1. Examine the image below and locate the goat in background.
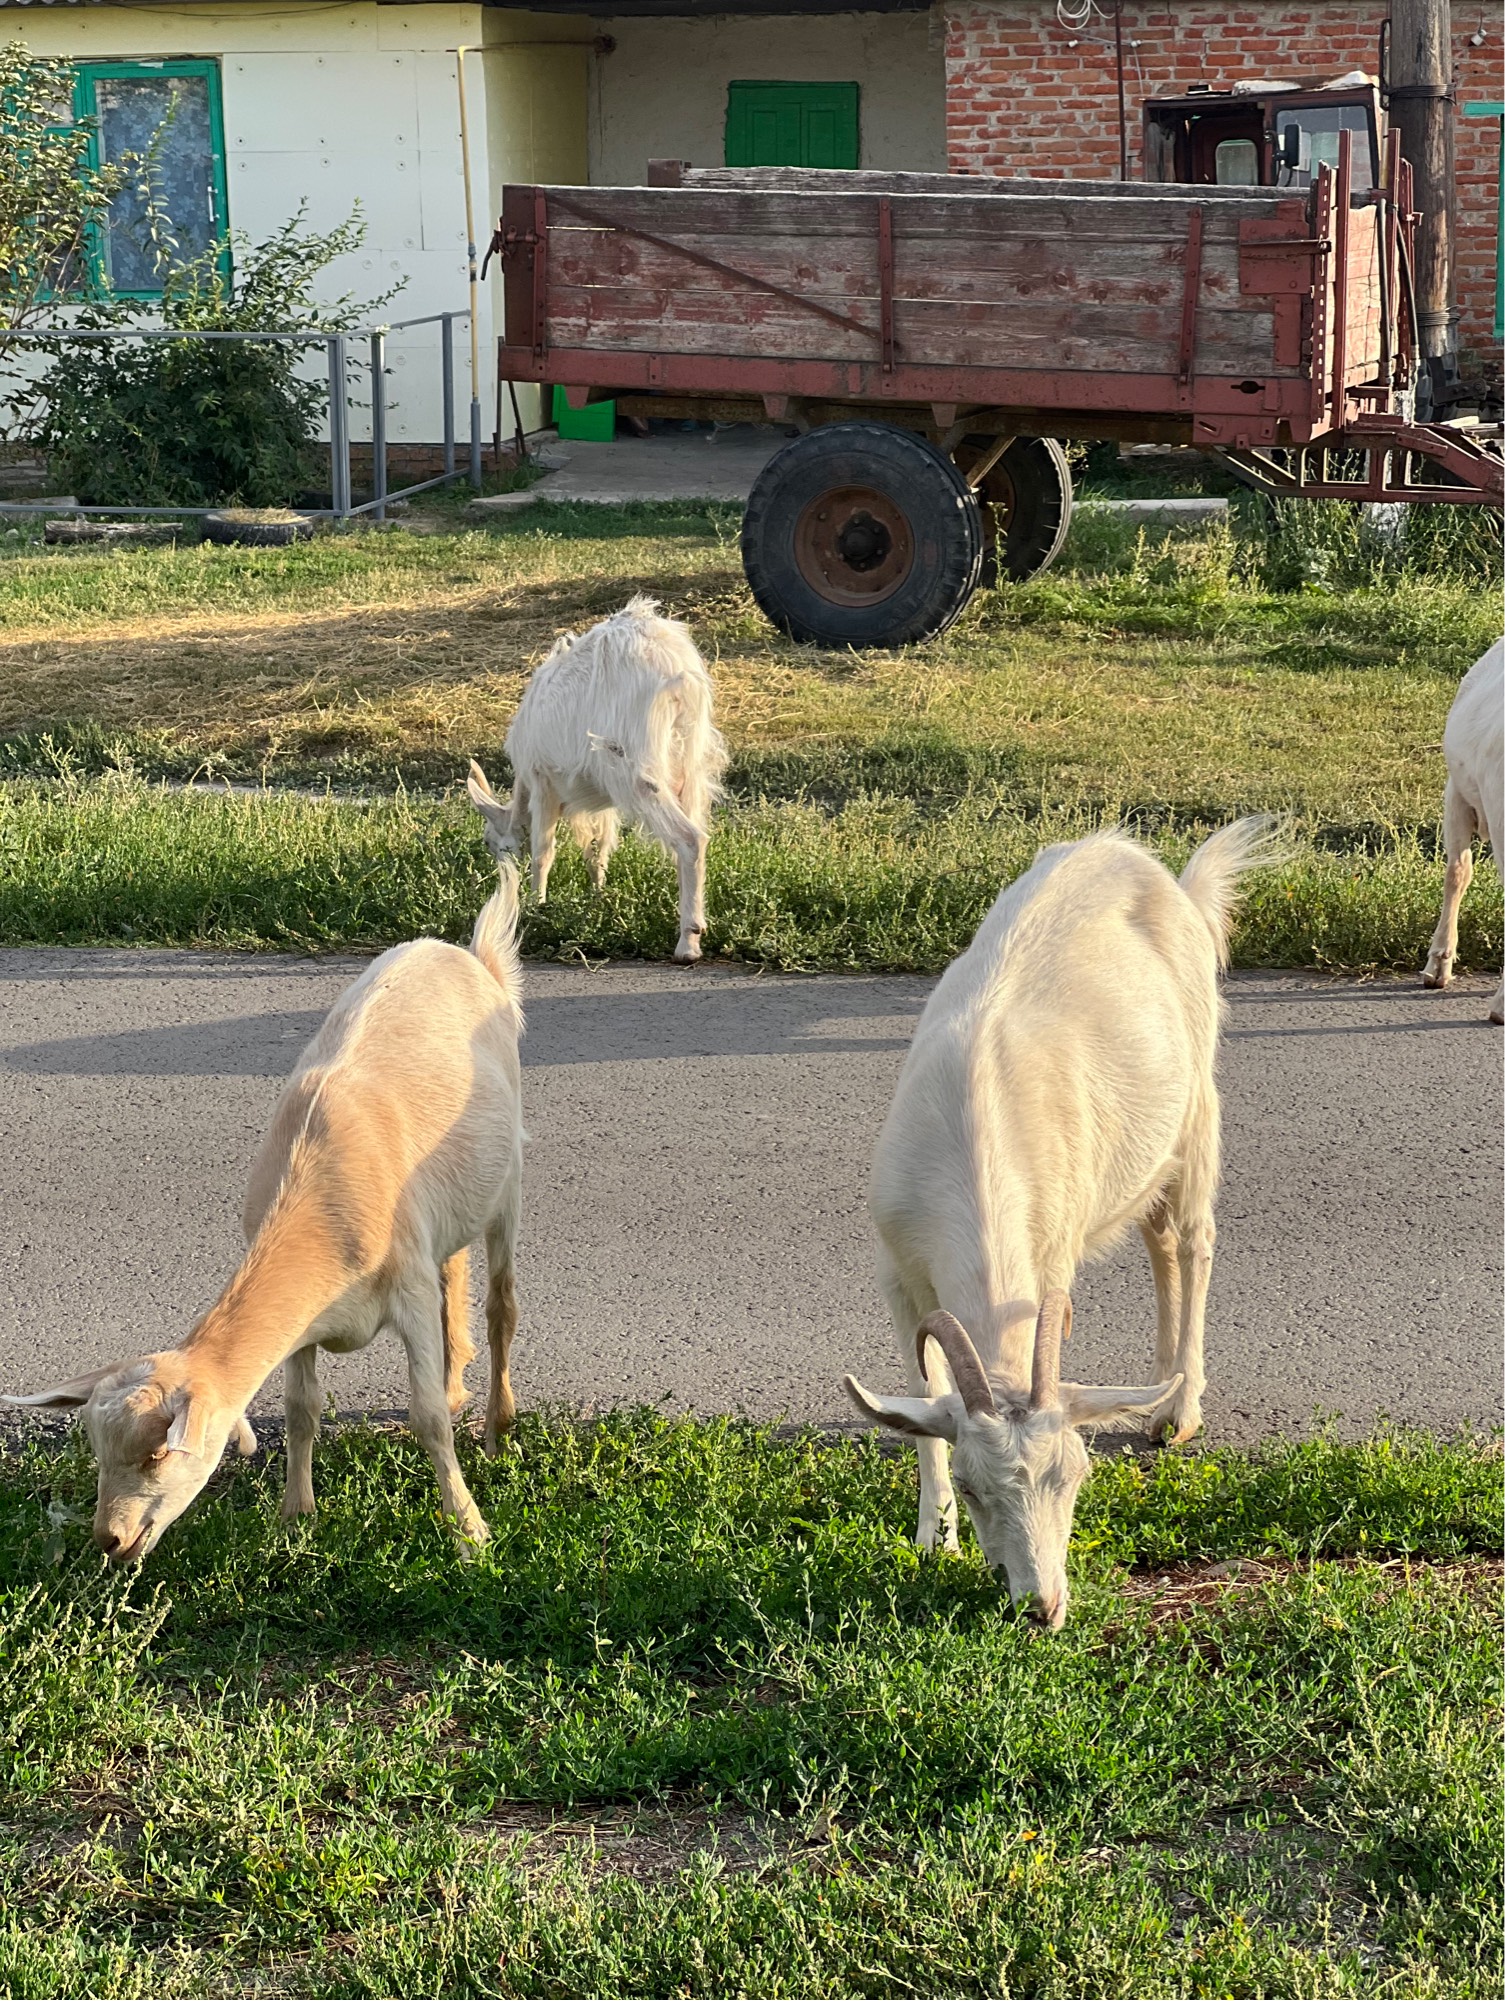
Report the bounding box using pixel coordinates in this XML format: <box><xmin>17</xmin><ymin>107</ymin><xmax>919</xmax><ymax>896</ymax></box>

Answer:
<box><xmin>469</xmin><ymin>596</ymin><xmax>728</xmax><ymax>963</ymax></box>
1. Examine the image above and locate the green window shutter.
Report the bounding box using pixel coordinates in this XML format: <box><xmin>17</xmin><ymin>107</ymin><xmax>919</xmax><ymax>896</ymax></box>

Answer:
<box><xmin>725</xmin><ymin>83</ymin><xmax>859</xmax><ymax>170</ymax></box>
<box><xmin>1463</xmin><ymin>103</ymin><xmax>1504</xmax><ymax>343</ymax></box>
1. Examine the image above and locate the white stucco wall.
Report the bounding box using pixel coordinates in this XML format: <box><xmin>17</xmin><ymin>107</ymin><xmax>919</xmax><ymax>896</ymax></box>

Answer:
<box><xmin>589</xmin><ymin>12</ymin><xmax>949</xmax><ymax>183</ymax></box>
<box><xmin>6</xmin><ymin>3</ymin><xmax>948</xmax><ymax>447</ymax></box>
<box><xmin>3</xmin><ymin>3</ymin><xmax>581</xmax><ymax>442</ymax></box>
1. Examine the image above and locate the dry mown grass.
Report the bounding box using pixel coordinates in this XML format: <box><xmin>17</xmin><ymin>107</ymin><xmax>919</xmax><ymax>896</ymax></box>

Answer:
<box><xmin>0</xmin><ymin>513</ymin><xmax>1477</xmax><ymax>826</ymax></box>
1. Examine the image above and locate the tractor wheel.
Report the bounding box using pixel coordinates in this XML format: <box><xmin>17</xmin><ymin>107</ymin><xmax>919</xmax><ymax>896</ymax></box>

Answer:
<box><xmin>741</xmin><ymin>423</ymin><xmax>984</xmax><ymax>648</ymax></box>
<box><xmin>954</xmin><ymin>435</ymin><xmax>1073</xmax><ymax>585</ymax></box>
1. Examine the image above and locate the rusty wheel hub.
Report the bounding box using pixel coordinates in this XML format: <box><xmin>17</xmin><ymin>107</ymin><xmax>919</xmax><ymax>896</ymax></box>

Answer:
<box><xmin>793</xmin><ymin>485</ymin><xmax>914</xmax><ymax>605</ymax></box>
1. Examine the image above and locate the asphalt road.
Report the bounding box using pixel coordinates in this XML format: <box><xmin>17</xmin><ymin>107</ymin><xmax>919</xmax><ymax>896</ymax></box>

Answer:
<box><xmin>1</xmin><ymin>951</ymin><xmax>1499</xmax><ymax>1444</ymax></box>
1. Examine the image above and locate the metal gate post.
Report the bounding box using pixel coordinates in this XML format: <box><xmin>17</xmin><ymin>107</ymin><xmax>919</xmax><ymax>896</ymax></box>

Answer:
<box><xmin>327</xmin><ymin>335</ymin><xmax>352</xmax><ymax>520</ymax></box>
<box><xmin>441</xmin><ymin>313</ymin><xmax>456</xmax><ymax>478</ymax></box>
<box><xmin>370</xmin><ymin>329</ymin><xmax>388</xmax><ymax>523</ymax></box>
<box><xmin>469</xmin><ymin>385</ymin><xmax>483</xmax><ymax>491</ymax></box>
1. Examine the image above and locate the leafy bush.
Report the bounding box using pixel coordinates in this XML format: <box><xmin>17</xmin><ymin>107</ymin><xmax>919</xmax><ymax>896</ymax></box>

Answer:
<box><xmin>31</xmin><ymin>206</ymin><xmax>395</xmax><ymax>507</ymax></box>
<box><xmin>1255</xmin><ymin>494</ymin><xmax>1503</xmax><ymax>591</ymax></box>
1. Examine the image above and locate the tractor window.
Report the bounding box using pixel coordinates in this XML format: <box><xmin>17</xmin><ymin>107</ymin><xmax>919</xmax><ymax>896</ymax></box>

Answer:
<box><xmin>1274</xmin><ymin>104</ymin><xmax>1374</xmax><ymax>191</ymax></box>
<box><xmin>1214</xmin><ymin>139</ymin><xmax>1259</xmax><ymax>185</ymax></box>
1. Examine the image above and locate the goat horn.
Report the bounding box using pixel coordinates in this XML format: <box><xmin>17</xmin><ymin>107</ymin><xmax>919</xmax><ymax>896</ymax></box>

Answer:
<box><xmin>1029</xmin><ymin>1291</ymin><xmax>1073</xmax><ymax>1411</ymax></box>
<box><xmin>915</xmin><ymin>1311</ymin><xmax>995</xmax><ymax>1418</ymax></box>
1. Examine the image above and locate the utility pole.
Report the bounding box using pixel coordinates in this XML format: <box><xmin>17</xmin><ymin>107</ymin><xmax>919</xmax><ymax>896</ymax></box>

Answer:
<box><xmin>1387</xmin><ymin>0</ymin><xmax>1457</xmax><ymax>402</ymax></box>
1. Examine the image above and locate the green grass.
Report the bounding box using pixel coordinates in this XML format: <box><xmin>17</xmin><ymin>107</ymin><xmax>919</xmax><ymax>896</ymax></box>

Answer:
<box><xmin>1</xmin><ymin>1416</ymin><xmax>1498</xmax><ymax>1998</ymax></box>
<box><xmin>0</xmin><ymin>776</ymin><xmax>1497</xmax><ymax>973</ymax></box>
<box><xmin>0</xmin><ymin>497</ymin><xmax>1499</xmax><ymax>967</ymax></box>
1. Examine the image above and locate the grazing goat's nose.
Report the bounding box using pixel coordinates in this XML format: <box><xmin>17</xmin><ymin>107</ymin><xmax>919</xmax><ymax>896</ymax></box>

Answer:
<box><xmin>96</xmin><ymin>1530</ymin><xmax>120</xmax><ymax>1555</ymax></box>
<box><xmin>1025</xmin><ymin>1591</ymin><xmax>1065</xmax><ymax>1630</ymax></box>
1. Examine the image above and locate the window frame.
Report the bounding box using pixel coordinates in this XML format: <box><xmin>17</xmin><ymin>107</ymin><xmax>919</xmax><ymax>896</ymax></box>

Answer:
<box><xmin>72</xmin><ymin>56</ymin><xmax>231</xmax><ymax>299</ymax></box>
<box><xmin>1463</xmin><ymin>102</ymin><xmax>1504</xmax><ymax>345</ymax></box>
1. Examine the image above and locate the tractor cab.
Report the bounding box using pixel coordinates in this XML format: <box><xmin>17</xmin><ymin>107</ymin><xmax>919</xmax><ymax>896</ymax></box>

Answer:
<box><xmin>1143</xmin><ymin>78</ymin><xmax>1382</xmax><ymax>193</ymax></box>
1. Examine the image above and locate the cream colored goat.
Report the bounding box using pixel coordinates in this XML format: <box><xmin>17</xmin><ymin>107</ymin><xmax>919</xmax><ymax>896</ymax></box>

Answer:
<box><xmin>468</xmin><ymin>595</ymin><xmax>727</xmax><ymax>962</ymax></box>
<box><xmin>845</xmin><ymin>819</ymin><xmax>1277</xmax><ymax>1629</ymax></box>
<box><xmin>4</xmin><ymin>870</ymin><xmax>527</xmax><ymax>1562</ymax></box>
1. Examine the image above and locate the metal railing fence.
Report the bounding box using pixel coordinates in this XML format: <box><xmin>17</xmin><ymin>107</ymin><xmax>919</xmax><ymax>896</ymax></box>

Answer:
<box><xmin>0</xmin><ymin>311</ymin><xmax>482</xmax><ymax>523</ymax></box>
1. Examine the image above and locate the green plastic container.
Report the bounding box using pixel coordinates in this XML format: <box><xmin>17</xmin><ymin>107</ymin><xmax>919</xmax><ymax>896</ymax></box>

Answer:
<box><xmin>552</xmin><ymin>385</ymin><xmax>616</xmax><ymax>441</ymax></box>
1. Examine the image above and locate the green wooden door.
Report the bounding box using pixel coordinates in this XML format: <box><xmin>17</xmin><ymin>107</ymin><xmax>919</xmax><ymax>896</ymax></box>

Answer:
<box><xmin>725</xmin><ymin>82</ymin><xmax>859</xmax><ymax>170</ymax></box>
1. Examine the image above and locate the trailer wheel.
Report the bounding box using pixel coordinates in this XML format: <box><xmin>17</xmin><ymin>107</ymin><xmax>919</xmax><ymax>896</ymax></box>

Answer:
<box><xmin>955</xmin><ymin>435</ymin><xmax>1074</xmax><ymax>584</ymax></box>
<box><xmin>742</xmin><ymin>423</ymin><xmax>984</xmax><ymax>648</ymax></box>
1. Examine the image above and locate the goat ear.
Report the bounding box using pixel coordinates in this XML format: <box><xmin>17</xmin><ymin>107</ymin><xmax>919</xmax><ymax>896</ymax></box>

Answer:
<box><xmin>2</xmin><ymin>1360</ymin><xmax>135</xmax><ymax>1410</ymax></box>
<box><xmin>843</xmin><ymin>1375</ymin><xmax>963</xmax><ymax>1443</ymax></box>
<box><xmin>1062</xmin><ymin>1375</ymin><xmax>1183</xmax><ymax>1428</ymax></box>
<box><xmin>234</xmin><ymin>1416</ymin><xmax>258</xmax><ymax>1457</ymax></box>
<box><xmin>467</xmin><ymin>760</ymin><xmax>504</xmax><ymax>815</ymax></box>
<box><xmin>164</xmin><ymin>1390</ymin><xmax>211</xmax><ymax>1457</ymax></box>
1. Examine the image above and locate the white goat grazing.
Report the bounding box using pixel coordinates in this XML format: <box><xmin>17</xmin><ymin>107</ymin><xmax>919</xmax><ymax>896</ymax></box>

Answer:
<box><xmin>1423</xmin><ymin>639</ymin><xmax>1503</xmax><ymax>1025</ymax></box>
<box><xmin>844</xmin><ymin>818</ymin><xmax>1276</xmax><ymax>1629</ymax></box>
<box><xmin>468</xmin><ymin>595</ymin><xmax>727</xmax><ymax>963</ymax></box>
<box><xmin>4</xmin><ymin>869</ymin><xmax>526</xmax><ymax>1563</ymax></box>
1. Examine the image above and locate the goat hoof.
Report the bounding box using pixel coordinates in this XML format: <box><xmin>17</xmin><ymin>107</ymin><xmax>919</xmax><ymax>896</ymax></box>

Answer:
<box><xmin>1158</xmin><ymin>1420</ymin><xmax>1203</xmax><ymax>1450</ymax></box>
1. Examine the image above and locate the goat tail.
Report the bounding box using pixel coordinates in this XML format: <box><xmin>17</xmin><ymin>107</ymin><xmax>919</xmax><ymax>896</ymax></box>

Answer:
<box><xmin>1178</xmin><ymin>814</ymin><xmax>1288</xmax><ymax>967</ymax></box>
<box><xmin>667</xmin><ymin>667</ymin><xmax>729</xmax><ymax>830</ymax></box>
<box><xmin>470</xmin><ymin>862</ymin><xmax>525</xmax><ymax>1025</ymax></box>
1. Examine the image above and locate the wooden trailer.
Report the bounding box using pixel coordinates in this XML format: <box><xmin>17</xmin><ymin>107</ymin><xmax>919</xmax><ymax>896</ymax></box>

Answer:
<box><xmin>493</xmin><ymin>134</ymin><xmax>1502</xmax><ymax>647</ymax></box>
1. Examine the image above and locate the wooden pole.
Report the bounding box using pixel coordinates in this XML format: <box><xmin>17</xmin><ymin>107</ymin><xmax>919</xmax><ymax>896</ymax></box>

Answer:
<box><xmin>1387</xmin><ymin>0</ymin><xmax>1457</xmax><ymax>376</ymax></box>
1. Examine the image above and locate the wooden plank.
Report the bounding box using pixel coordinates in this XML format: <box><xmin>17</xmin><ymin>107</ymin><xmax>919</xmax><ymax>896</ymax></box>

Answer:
<box><xmin>538</xmin><ymin>185</ymin><xmax>1289</xmax><ymax>245</ymax></box>
<box><xmin>1343</xmin><ymin>206</ymin><xmax>1384</xmax><ymax>378</ymax></box>
<box><xmin>667</xmin><ymin>164</ymin><xmax>1279</xmax><ymax>203</ymax></box>
<box><xmin>544</xmin><ymin>227</ymin><xmax>1249</xmax><ymax>311</ymax></box>
<box><xmin>544</xmin><ymin>271</ymin><xmax>1279</xmax><ymax>346</ymax></box>
<box><xmin>544</xmin><ymin>288</ymin><xmax>1281</xmax><ymax>376</ymax></box>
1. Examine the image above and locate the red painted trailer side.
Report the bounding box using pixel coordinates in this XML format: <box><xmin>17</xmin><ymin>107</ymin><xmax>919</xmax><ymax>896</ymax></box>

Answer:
<box><xmin>490</xmin><ymin>137</ymin><xmax>1501</xmax><ymax>646</ymax></box>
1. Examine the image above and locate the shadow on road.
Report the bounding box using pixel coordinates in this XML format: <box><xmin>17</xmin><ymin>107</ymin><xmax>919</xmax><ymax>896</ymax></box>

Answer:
<box><xmin>0</xmin><ymin>974</ymin><xmax>931</xmax><ymax>1076</ymax></box>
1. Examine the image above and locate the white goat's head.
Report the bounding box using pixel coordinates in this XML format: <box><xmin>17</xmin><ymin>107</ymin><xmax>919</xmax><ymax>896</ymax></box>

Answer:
<box><xmin>845</xmin><ymin>1297</ymin><xmax>1179</xmax><ymax>1629</ymax></box>
<box><xmin>4</xmin><ymin>1352</ymin><xmax>256</xmax><ymax>1563</ymax></box>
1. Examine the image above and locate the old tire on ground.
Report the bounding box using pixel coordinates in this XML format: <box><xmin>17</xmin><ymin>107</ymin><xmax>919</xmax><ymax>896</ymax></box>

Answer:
<box><xmin>956</xmin><ymin>435</ymin><xmax>1073</xmax><ymax>586</ymax></box>
<box><xmin>203</xmin><ymin>510</ymin><xmax>314</xmax><ymax>547</ymax></box>
<box><xmin>741</xmin><ymin>423</ymin><xmax>984</xmax><ymax>648</ymax></box>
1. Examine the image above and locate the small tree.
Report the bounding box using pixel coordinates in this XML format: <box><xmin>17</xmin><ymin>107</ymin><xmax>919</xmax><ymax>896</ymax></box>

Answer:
<box><xmin>0</xmin><ymin>40</ymin><xmax>124</xmax><ymax>432</ymax></box>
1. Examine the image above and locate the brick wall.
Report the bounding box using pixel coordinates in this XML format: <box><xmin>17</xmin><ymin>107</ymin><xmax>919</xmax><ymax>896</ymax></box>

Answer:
<box><xmin>942</xmin><ymin>3</ymin><xmax>1502</xmax><ymax>366</ymax></box>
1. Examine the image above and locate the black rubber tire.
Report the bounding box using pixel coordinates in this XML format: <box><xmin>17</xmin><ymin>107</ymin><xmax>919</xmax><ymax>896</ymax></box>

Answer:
<box><xmin>203</xmin><ymin>511</ymin><xmax>313</xmax><ymax>547</ymax></box>
<box><xmin>741</xmin><ymin>423</ymin><xmax>984</xmax><ymax>648</ymax></box>
<box><xmin>962</xmin><ymin>435</ymin><xmax>1073</xmax><ymax>586</ymax></box>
